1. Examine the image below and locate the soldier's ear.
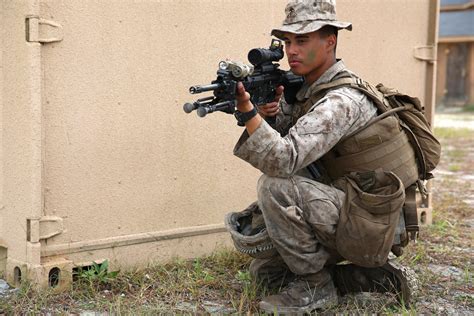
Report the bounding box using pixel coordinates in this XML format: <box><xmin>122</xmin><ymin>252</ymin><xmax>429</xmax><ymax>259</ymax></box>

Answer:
<box><xmin>326</xmin><ymin>35</ymin><xmax>337</xmax><ymax>51</ymax></box>
<box><xmin>328</xmin><ymin>35</ymin><xmax>336</xmax><ymax>46</ymax></box>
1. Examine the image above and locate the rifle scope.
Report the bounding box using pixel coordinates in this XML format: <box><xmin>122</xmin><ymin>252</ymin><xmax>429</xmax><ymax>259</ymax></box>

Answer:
<box><xmin>248</xmin><ymin>47</ymin><xmax>284</xmax><ymax>66</ymax></box>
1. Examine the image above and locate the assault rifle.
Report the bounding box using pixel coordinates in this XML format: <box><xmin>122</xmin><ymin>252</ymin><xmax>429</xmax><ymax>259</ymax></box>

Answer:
<box><xmin>183</xmin><ymin>39</ymin><xmax>303</xmax><ymax>124</ymax></box>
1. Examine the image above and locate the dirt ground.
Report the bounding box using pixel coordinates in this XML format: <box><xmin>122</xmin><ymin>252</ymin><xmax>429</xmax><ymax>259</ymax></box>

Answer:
<box><xmin>408</xmin><ymin>112</ymin><xmax>473</xmax><ymax>315</ymax></box>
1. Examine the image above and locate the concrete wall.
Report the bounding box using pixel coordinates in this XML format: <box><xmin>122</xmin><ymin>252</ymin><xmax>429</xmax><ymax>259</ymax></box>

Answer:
<box><xmin>0</xmin><ymin>0</ymin><xmax>438</xmax><ymax>288</ymax></box>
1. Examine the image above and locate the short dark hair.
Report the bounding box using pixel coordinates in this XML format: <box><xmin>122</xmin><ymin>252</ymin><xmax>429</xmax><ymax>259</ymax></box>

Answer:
<box><xmin>318</xmin><ymin>25</ymin><xmax>338</xmax><ymax>39</ymax></box>
<box><xmin>318</xmin><ymin>25</ymin><xmax>338</xmax><ymax>53</ymax></box>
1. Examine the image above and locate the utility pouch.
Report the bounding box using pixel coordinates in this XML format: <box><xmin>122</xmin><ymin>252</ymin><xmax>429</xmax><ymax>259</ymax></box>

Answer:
<box><xmin>335</xmin><ymin>169</ymin><xmax>405</xmax><ymax>267</ymax></box>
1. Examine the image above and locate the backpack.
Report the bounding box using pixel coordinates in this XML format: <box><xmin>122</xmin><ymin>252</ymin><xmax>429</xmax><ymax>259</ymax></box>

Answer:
<box><xmin>309</xmin><ymin>76</ymin><xmax>441</xmax><ymax>250</ymax></box>
<box><xmin>311</xmin><ymin>76</ymin><xmax>441</xmax><ymax>183</ymax></box>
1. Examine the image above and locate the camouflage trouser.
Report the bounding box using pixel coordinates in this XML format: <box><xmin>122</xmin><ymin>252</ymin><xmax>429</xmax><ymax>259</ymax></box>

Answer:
<box><xmin>256</xmin><ymin>174</ymin><xmax>345</xmax><ymax>276</ymax></box>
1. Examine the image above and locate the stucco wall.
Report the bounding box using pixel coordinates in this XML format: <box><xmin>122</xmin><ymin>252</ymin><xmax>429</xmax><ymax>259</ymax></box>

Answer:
<box><xmin>41</xmin><ymin>0</ymin><xmax>435</xmax><ymax>243</ymax></box>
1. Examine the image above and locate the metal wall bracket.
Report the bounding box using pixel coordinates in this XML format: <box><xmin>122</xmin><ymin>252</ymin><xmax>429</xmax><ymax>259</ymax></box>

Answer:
<box><xmin>26</xmin><ymin>16</ymin><xmax>63</xmax><ymax>44</ymax></box>
<box><xmin>39</xmin><ymin>216</ymin><xmax>64</xmax><ymax>240</ymax></box>
<box><xmin>413</xmin><ymin>45</ymin><xmax>437</xmax><ymax>63</ymax></box>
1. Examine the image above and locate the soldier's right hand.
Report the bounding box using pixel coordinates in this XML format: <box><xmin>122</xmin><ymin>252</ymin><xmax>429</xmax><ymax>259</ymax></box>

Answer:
<box><xmin>258</xmin><ymin>86</ymin><xmax>284</xmax><ymax>118</ymax></box>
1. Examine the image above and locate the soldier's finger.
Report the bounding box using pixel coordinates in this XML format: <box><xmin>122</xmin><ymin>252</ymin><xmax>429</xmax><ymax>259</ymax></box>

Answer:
<box><xmin>236</xmin><ymin>82</ymin><xmax>245</xmax><ymax>95</ymax></box>
<box><xmin>274</xmin><ymin>85</ymin><xmax>284</xmax><ymax>101</ymax></box>
<box><xmin>260</xmin><ymin>102</ymin><xmax>278</xmax><ymax>110</ymax></box>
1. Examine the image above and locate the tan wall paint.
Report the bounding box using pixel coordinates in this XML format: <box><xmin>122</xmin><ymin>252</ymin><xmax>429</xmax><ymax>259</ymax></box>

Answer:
<box><xmin>1</xmin><ymin>0</ymin><xmax>438</xmax><ymax>286</ymax></box>
<box><xmin>0</xmin><ymin>0</ymin><xmax>5</xmax><ymax>274</ymax></box>
<box><xmin>39</xmin><ymin>0</ymin><xmax>282</xmax><ymax>245</ymax></box>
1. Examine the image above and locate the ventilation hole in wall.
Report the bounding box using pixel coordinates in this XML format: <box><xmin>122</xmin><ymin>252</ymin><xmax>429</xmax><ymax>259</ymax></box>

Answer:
<box><xmin>420</xmin><ymin>211</ymin><xmax>427</xmax><ymax>224</ymax></box>
<box><xmin>49</xmin><ymin>267</ymin><xmax>61</xmax><ymax>287</ymax></box>
<box><xmin>13</xmin><ymin>266</ymin><xmax>21</xmax><ymax>284</ymax></box>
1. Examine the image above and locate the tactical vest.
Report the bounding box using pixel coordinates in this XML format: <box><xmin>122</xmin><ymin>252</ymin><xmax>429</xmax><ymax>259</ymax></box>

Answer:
<box><xmin>294</xmin><ymin>73</ymin><xmax>419</xmax><ymax>189</ymax></box>
<box><xmin>292</xmin><ymin>72</ymin><xmax>426</xmax><ymax>247</ymax></box>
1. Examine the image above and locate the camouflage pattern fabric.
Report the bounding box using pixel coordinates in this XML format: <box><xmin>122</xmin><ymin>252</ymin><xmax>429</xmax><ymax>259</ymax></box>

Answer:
<box><xmin>271</xmin><ymin>0</ymin><xmax>352</xmax><ymax>39</ymax></box>
<box><xmin>233</xmin><ymin>60</ymin><xmax>378</xmax><ymax>276</ymax></box>
<box><xmin>285</xmin><ymin>0</ymin><xmax>337</xmax><ymax>23</ymax></box>
<box><xmin>234</xmin><ymin>60</ymin><xmax>377</xmax><ymax>177</ymax></box>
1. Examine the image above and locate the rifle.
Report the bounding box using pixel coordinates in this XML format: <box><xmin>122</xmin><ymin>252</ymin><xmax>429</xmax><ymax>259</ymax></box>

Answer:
<box><xmin>183</xmin><ymin>39</ymin><xmax>303</xmax><ymax>125</ymax></box>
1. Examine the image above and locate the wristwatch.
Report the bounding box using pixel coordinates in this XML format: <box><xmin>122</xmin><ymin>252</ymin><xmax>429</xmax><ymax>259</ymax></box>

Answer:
<box><xmin>234</xmin><ymin>107</ymin><xmax>258</xmax><ymax>125</ymax></box>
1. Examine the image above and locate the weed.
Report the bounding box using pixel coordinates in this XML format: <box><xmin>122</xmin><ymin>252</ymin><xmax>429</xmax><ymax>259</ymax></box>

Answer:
<box><xmin>75</xmin><ymin>260</ymin><xmax>119</xmax><ymax>284</ymax></box>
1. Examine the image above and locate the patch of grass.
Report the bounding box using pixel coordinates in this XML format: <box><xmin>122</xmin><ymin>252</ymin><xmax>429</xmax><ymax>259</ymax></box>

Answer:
<box><xmin>448</xmin><ymin>164</ymin><xmax>461</xmax><ymax>172</ymax></box>
<box><xmin>0</xmin><ymin>249</ymin><xmax>258</xmax><ymax>314</ymax></box>
<box><xmin>447</xmin><ymin>149</ymin><xmax>467</xmax><ymax>160</ymax></box>
<box><xmin>434</xmin><ymin>127</ymin><xmax>473</xmax><ymax>139</ymax></box>
<box><xmin>463</xmin><ymin>104</ymin><xmax>474</xmax><ymax>112</ymax></box>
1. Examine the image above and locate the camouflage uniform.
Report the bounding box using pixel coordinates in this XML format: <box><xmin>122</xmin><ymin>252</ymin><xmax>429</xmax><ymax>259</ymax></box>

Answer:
<box><xmin>234</xmin><ymin>60</ymin><xmax>377</xmax><ymax>276</ymax></box>
<box><xmin>230</xmin><ymin>0</ymin><xmax>418</xmax><ymax>313</ymax></box>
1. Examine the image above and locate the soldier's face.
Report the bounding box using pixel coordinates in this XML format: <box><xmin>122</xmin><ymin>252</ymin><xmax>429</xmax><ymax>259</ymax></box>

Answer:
<box><xmin>282</xmin><ymin>31</ymin><xmax>334</xmax><ymax>82</ymax></box>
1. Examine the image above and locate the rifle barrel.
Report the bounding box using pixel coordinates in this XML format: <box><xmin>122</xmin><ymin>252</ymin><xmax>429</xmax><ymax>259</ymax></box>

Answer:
<box><xmin>189</xmin><ymin>83</ymin><xmax>222</xmax><ymax>94</ymax></box>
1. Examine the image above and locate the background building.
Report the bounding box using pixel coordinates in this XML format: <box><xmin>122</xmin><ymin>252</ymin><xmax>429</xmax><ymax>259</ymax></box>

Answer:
<box><xmin>436</xmin><ymin>0</ymin><xmax>474</xmax><ymax>108</ymax></box>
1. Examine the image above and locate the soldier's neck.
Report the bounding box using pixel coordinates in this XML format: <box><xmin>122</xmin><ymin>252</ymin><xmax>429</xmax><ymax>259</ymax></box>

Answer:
<box><xmin>304</xmin><ymin>57</ymin><xmax>337</xmax><ymax>85</ymax></box>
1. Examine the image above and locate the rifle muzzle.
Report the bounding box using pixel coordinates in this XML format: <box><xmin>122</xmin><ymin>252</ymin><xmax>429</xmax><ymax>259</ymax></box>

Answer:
<box><xmin>189</xmin><ymin>83</ymin><xmax>222</xmax><ymax>94</ymax></box>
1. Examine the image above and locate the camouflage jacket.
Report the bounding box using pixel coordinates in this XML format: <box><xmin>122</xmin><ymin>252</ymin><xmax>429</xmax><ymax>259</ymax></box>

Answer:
<box><xmin>233</xmin><ymin>60</ymin><xmax>377</xmax><ymax>178</ymax></box>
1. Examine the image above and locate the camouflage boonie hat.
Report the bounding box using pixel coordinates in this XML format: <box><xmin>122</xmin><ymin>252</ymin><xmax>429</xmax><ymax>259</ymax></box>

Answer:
<box><xmin>271</xmin><ymin>0</ymin><xmax>352</xmax><ymax>39</ymax></box>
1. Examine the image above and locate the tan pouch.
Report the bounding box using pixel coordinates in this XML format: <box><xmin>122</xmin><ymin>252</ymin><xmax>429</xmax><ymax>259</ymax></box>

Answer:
<box><xmin>335</xmin><ymin>169</ymin><xmax>405</xmax><ymax>267</ymax></box>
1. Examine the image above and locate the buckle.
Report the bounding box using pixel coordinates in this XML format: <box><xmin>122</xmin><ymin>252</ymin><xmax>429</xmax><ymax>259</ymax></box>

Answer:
<box><xmin>406</xmin><ymin>225</ymin><xmax>419</xmax><ymax>242</ymax></box>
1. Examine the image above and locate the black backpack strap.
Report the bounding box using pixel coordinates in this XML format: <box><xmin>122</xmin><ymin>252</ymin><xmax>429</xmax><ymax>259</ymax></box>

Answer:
<box><xmin>404</xmin><ymin>184</ymin><xmax>419</xmax><ymax>241</ymax></box>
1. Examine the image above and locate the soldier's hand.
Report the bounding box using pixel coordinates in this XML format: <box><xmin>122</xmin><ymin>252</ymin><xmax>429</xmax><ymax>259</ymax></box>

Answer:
<box><xmin>236</xmin><ymin>82</ymin><xmax>253</xmax><ymax>113</ymax></box>
<box><xmin>258</xmin><ymin>86</ymin><xmax>283</xmax><ymax>118</ymax></box>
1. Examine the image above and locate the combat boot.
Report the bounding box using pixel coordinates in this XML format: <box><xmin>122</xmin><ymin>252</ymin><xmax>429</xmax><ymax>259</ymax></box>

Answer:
<box><xmin>249</xmin><ymin>256</ymin><xmax>295</xmax><ymax>290</ymax></box>
<box><xmin>259</xmin><ymin>268</ymin><xmax>338</xmax><ymax>314</ymax></box>
<box><xmin>332</xmin><ymin>260</ymin><xmax>420</xmax><ymax>304</ymax></box>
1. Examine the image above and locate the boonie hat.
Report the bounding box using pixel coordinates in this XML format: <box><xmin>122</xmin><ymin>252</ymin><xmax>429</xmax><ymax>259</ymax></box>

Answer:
<box><xmin>272</xmin><ymin>0</ymin><xmax>352</xmax><ymax>39</ymax></box>
<box><xmin>224</xmin><ymin>202</ymin><xmax>277</xmax><ymax>259</ymax></box>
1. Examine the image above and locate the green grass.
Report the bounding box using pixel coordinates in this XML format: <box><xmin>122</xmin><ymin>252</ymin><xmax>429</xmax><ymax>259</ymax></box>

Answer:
<box><xmin>434</xmin><ymin>127</ymin><xmax>473</xmax><ymax>139</ymax></box>
<box><xmin>448</xmin><ymin>164</ymin><xmax>461</xmax><ymax>172</ymax></box>
<box><xmin>0</xmin><ymin>250</ymin><xmax>257</xmax><ymax>314</ymax></box>
<box><xmin>463</xmin><ymin>104</ymin><xmax>474</xmax><ymax>112</ymax></box>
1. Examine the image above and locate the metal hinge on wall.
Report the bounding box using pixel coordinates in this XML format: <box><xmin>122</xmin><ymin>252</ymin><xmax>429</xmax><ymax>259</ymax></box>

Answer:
<box><xmin>27</xmin><ymin>216</ymin><xmax>64</xmax><ymax>242</ymax></box>
<box><xmin>25</xmin><ymin>15</ymin><xmax>63</xmax><ymax>44</ymax></box>
<box><xmin>413</xmin><ymin>45</ymin><xmax>437</xmax><ymax>63</ymax></box>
